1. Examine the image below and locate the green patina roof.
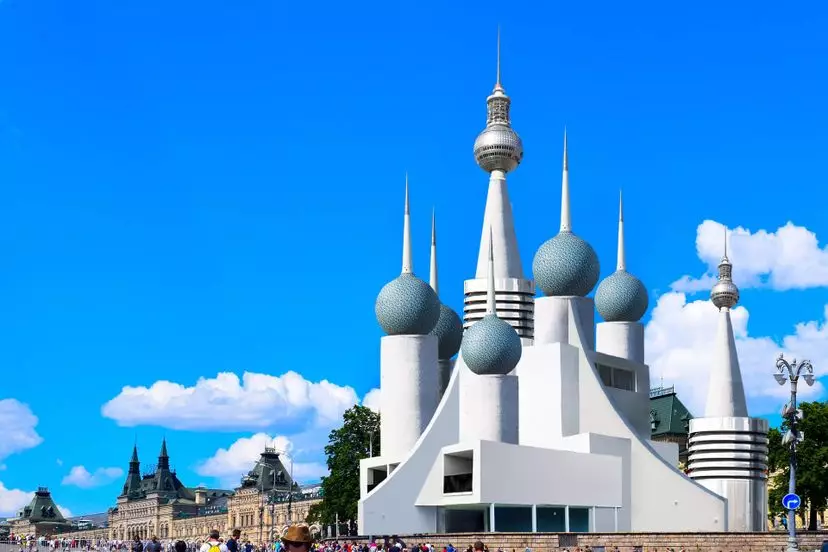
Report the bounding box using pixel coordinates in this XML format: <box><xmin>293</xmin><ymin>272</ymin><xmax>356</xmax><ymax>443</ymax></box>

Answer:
<box><xmin>17</xmin><ymin>488</ymin><xmax>68</xmax><ymax>524</ymax></box>
<box><xmin>649</xmin><ymin>387</ymin><xmax>694</xmax><ymax>436</ymax></box>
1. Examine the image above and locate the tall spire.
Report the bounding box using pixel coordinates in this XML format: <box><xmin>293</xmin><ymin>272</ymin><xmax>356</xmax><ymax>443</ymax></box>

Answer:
<box><xmin>560</xmin><ymin>129</ymin><xmax>571</xmax><ymax>233</ymax></box>
<box><xmin>130</xmin><ymin>444</ymin><xmax>139</xmax><ymax>465</ymax></box>
<box><xmin>429</xmin><ymin>209</ymin><xmax>438</xmax><ymax>296</ymax></box>
<box><xmin>705</xmin><ymin>234</ymin><xmax>748</xmax><ymax>418</ymax></box>
<box><xmin>495</xmin><ymin>26</ymin><xmax>502</xmax><ymax>92</ymax></box>
<box><xmin>157</xmin><ymin>437</ymin><xmax>170</xmax><ymax>471</ymax></box>
<box><xmin>159</xmin><ymin>437</ymin><xmax>168</xmax><ymax>458</ymax></box>
<box><xmin>402</xmin><ymin>174</ymin><xmax>413</xmax><ymax>275</ymax></box>
<box><xmin>486</xmin><ymin>227</ymin><xmax>497</xmax><ymax>316</ymax></box>
<box><xmin>617</xmin><ymin>190</ymin><xmax>626</xmax><ymax>271</ymax></box>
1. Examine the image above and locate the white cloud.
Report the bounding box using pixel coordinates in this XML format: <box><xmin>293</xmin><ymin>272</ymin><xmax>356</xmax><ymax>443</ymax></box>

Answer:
<box><xmin>362</xmin><ymin>388</ymin><xmax>381</xmax><ymax>413</ymax></box>
<box><xmin>196</xmin><ymin>433</ymin><xmax>327</xmax><ymax>489</ymax></box>
<box><xmin>0</xmin><ymin>481</ymin><xmax>33</xmax><ymax>517</ymax></box>
<box><xmin>0</xmin><ymin>399</ymin><xmax>43</xmax><ymax>460</ymax></box>
<box><xmin>645</xmin><ymin>291</ymin><xmax>826</xmax><ymax>416</ymax></box>
<box><xmin>61</xmin><ymin>465</ymin><xmax>124</xmax><ymax>489</ymax></box>
<box><xmin>102</xmin><ymin>371</ymin><xmax>361</xmax><ymax>431</ymax></box>
<box><xmin>671</xmin><ymin>220</ymin><xmax>828</xmax><ymax>292</ymax></box>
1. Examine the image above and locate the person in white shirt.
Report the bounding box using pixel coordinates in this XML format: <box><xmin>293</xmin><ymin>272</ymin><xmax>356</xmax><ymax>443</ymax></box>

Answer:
<box><xmin>198</xmin><ymin>532</ymin><xmax>228</xmax><ymax>552</ymax></box>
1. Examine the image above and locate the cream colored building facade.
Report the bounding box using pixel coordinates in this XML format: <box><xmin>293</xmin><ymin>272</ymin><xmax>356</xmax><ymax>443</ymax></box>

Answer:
<box><xmin>56</xmin><ymin>442</ymin><xmax>322</xmax><ymax>543</ymax></box>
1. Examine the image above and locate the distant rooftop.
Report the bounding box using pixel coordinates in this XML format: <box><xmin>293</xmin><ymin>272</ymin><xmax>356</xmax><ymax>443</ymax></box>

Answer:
<box><xmin>649</xmin><ymin>385</ymin><xmax>675</xmax><ymax>399</ymax></box>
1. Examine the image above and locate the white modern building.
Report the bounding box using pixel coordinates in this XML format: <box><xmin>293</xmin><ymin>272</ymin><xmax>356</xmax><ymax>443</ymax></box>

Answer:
<box><xmin>359</xmin><ymin>39</ymin><xmax>767</xmax><ymax>535</ymax></box>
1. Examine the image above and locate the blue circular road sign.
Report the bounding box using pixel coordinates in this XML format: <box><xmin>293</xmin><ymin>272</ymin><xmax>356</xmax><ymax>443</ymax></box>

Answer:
<box><xmin>782</xmin><ymin>493</ymin><xmax>801</xmax><ymax>510</ymax></box>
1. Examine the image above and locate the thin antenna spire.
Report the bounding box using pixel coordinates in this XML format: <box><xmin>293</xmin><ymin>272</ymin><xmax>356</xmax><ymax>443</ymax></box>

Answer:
<box><xmin>723</xmin><ymin>226</ymin><xmax>728</xmax><ymax>261</ymax></box>
<box><xmin>402</xmin><ymin>174</ymin><xmax>413</xmax><ymax>274</ymax></box>
<box><xmin>495</xmin><ymin>26</ymin><xmax>502</xmax><ymax>89</ymax></box>
<box><xmin>429</xmin><ymin>208</ymin><xmax>439</xmax><ymax>296</ymax></box>
<box><xmin>617</xmin><ymin>189</ymin><xmax>626</xmax><ymax>271</ymax></box>
<box><xmin>560</xmin><ymin>129</ymin><xmax>571</xmax><ymax>232</ymax></box>
<box><xmin>486</xmin><ymin>227</ymin><xmax>497</xmax><ymax>315</ymax></box>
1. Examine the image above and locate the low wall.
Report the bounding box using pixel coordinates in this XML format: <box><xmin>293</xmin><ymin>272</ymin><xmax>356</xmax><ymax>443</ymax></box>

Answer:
<box><xmin>333</xmin><ymin>531</ymin><xmax>828</xmax><ymax>552</ymax></box>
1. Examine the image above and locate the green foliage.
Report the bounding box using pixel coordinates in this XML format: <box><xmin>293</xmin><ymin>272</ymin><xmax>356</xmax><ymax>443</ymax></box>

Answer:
<box><xmin>767</xmin><ymin>401</ymin><xmax>828</xmax><ymax>529</ymax></box>
<box><xmin>306</xmin><ymin>405</ymin><xmax>380</xmax><ymax>527</ymax></box>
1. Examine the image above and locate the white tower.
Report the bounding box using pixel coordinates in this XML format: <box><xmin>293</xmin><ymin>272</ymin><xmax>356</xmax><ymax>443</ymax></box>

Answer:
<box><xmin>687</xmin><ymin>232</ymin><xmax>769</xmax><ymax>532</ymax></box>
<box><xmin>595</xmin><ymin>191</ymin><xmax>649</xmax><ymax>362</ymax></box>
<box><xmin>375</xmin><ymin>177</ymin><xmax>441</xmax><ymax>462</ymax></box>
<box><xmin>465</xmin><ymin>30</ymin><xmax>535</xmax><ymax>341</ymax></box>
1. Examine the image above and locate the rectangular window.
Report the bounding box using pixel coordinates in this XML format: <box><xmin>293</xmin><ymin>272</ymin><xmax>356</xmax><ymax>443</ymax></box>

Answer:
<box><xmin>596</xmin><ymin>364</ymin><xmax>636</xmax><ymax>392</ymax></box>
<box><xmin>613</xmin><ymin>368</ymin><xmax>635</xmax><ymax>391</ymax></box>
<box><xmin>598</xmin><ymin>364</ymin><xmax>613</xmax><ymax>387</ymax></box>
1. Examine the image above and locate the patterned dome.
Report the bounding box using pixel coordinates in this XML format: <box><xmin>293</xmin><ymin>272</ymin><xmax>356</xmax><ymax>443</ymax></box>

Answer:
<box><xmin>461</xmin><ymin>314</ymin><xmax>522</xmax><ymax>375</ymax></box>
<box><xmin>595</xmin><ymin>270</ymin><xmax>649</xmax><ymax>322</ymax></box>
<box><xmin>532</xmin><ymin>232</ymin><xmax>600</xmax><ymax>297</ymax></box>
<box><xmin>430</xmin><ymin>303</ymin><xmax>463</xmax><ymax>360</ymax></box>
<box><xmin>375</xmin><ymin>273</ymin><xmax>441</xmax><ymax>335</ymax></box>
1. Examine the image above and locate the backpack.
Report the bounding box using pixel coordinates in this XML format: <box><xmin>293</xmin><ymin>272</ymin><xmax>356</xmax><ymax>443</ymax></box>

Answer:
<box><xmin>209</xmin><ymin>544</ymin><xmax>222</xmax><ymax>552</ymax></box>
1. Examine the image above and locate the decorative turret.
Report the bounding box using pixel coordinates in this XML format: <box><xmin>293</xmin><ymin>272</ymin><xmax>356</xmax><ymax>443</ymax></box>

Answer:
<box><xmin>157</xmin><ymin>437</ymin><xmax>170</xmax><ymax>470</ymax></box>
<box><xmin>428</xmin><ymin>211</ymin><xmax>463</xmax><ymax>361</ymax></box>
<box><xmin>532</xmin><ymin>131</ymin><xmax>600</xmax><ymax>297</ymax></box>
<box><xmin>122</xmin><ymin>444</ymin><xmax>142</xmax><ymax>497</ymax></box>
<box><xmin>461</xmin><ymin>229</ymin><xmax>522</xmax><ymax>375</ymax></box>
<box><xmin>473</xmin><ymin>28</ymin><xmax>523</xmax><ymax>173</ymax></box>
<box><xmin>595</xmin><ymin>191</ymin><xmax>649</xmax><ymax>322</ymax></box>
<box><xmin>375</xmin><ymin>176</ymin><xmax>441</xmax><ymax>336</ymax></box>
<box><xmin>703</xmin><ymin>229</ymin><xmax>747</xmax><ymax>418</ymax></box>
<box><xmin>710</xmin><ymin>234</ymin><xmax>739</xmax><ymax>310</ymax></box>
<box><xmin>464</xmin><ymin>30</ymin><xmax>535</xmax><ymax>340</ymax></box>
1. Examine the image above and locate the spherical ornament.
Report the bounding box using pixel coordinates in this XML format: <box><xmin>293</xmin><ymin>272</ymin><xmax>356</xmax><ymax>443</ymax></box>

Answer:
<box><xmin>375</xmin><ymin>273</ymin><xmax>441</xmax><ymax>335</ymax></box>
<box><xmin>473</xmin><ymin>124</ymin><xmax>523</xmax><ymax>173</ymax></box>
<box><xmin>711</xmin><ymin>280</ymin><xmax>739</xmax><ymax>310</ymax></box>
<box><xmin>595</xmin><ymin>270</ymin><xmax>649</xmax><ymax>322</ymax></box>
<box><xmin>532</xmin><ymin>232</ymin><xmax>601</xmax><ymax>297</ymax></box>
<box><xmin>461</xmin><ymin>314</ymin><xmax>522</xmax><ymax>375</ymax></box>
<box><xmin>430</xmin><ymin>303</ymin><xmax>463</xmax><ymax>360</ymax></box>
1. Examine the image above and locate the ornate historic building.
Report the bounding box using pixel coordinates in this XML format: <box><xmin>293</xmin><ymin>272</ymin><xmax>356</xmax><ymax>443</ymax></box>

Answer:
<box><xmin>649</xmin><ymin>385</ymin><xmax>694</xmax><ymax>466</ymax></box>
<box><xmin>7</xmin><ymin>487</ymin><xmax>72</xmax><ymax>536</ymax></box>
<box><xmin>96</xmin><ymin>440</ymin><xmax>322</xmax><ymax>542</ymax></box>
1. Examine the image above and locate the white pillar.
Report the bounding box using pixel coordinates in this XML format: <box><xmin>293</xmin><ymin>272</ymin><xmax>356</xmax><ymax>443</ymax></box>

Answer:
<box><xmin>531</xmin><ymin>505</ymin><xmax>538</xmax><ymax>532</ymax></box>
<box><xmin>564</xmin><ymin>506</ymin><xmax>570</xmax><ymax>532</ymax></box>
<box><xmin>459</xmin><ymin>369</ymin><xmax>519</xmax><ymax>444</ymax></box>
<box><xmin>380</xmin><ymin>335</ymin><xmax>439</xmax><ymax>460</ymax></box>
<box><xmin>534</xmin><ymin>297</ymin><xmax>595</xmax><ymax>350</ymax></box>
<box><xmin>489</xmin><ymin>504</ymin><xmax>496</xmax><ymax>532</ymax></box>
<box><xmin>595</xmin><ymin>321</ymin><xmax>644</xmax><ymax>363</ymax></box>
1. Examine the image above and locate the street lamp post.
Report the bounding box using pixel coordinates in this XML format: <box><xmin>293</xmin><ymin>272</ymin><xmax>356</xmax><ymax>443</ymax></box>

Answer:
<box><xmin>774</xmin><ymin>353</ymin><xmax>816</xmax><ymax>552</ymax></box>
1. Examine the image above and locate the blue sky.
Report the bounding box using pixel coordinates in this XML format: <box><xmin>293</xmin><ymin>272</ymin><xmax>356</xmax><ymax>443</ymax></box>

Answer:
<box><xmin>1</xmin><ymin>0</ymin><xmax>828</xmax><ymax>518</ymax></box>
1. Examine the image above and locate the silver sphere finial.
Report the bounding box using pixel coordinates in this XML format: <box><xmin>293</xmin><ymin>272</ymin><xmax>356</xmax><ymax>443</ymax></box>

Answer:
<box><xmin>473</xmin><ymin>30</ymin><xmax>523</xmax><ymax>174</ymax></box>
<box><xmin>710</xmin><ymin>228</ymin><xmax>739</xmax><ymax>310</ymax></box>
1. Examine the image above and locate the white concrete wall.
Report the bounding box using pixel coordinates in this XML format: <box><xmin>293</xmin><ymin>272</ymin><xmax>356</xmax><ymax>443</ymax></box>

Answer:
<box><xmin>649</xmin><ymin>439</ymin><xmax>680</xmax><ymax>467</ymax></box>
<box><xmin>459</xmin><ymin>369</ymin><xmax>519</xmax><ymax>444</ymax></box>
<box><xmin>564</xmin><ymin>302</ymin><xmax>728</xmax><ymax>531</ymax></box>
<box><xmin>596</xmin><ymin>321</ymin><xmax>644</xmax><ymax>363</ymax></box>
<box><xmin>359</xmin><ymin>356</ymin><xmax>461</xmax><ymax>535</ymax></box>
<box><xmin>380</xmin><ymin>335</ymin><xmax>440</xmax><ymax>461</ymax></box>
<box><xmin>594</xmin><ymin>507</ymin><xmax>617</xmax><ymax>532</ymax></box>
<box><xmin>477</xmin><ymin>440</ymin><xmax>622</xmax><ymax>507</ymax></box>
<box><xmin>516</xmin><ymin>343</ymin><xmax>580</xmax><ymax>448</ymax></box>
<box><xmin>534</xmin><ymin>296</ymin><xmax>595</xmax><ymax>350</ymax></box>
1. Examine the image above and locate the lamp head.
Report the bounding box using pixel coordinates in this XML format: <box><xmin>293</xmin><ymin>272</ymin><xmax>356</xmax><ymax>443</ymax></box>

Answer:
<box><xmin>803</xmin><ymin>374</ymin><xmax>816</xmax><ymax>386</ymax></box>
<box><xmin>774</xmin><ymin>373</ymin><xmax>788</xmax><ymax>386</ymax></box>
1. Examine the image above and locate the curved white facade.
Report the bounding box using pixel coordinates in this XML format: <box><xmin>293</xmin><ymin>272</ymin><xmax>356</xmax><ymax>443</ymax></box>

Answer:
<box><xmin>360</xmin><ymin>300</ymin><xmax>731</xmax><ymax>535</ymax></box>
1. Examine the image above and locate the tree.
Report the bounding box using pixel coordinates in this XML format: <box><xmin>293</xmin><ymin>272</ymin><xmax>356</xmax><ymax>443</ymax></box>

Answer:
<box><xmin>307</xmin><ymin>405</ymin><xmax>380</xmax><ymax>532</ymax></box>
<box><xmin>767</xmin><ymin>401</ymin><xmax>828</xmax><ymax>530</ymax></box>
